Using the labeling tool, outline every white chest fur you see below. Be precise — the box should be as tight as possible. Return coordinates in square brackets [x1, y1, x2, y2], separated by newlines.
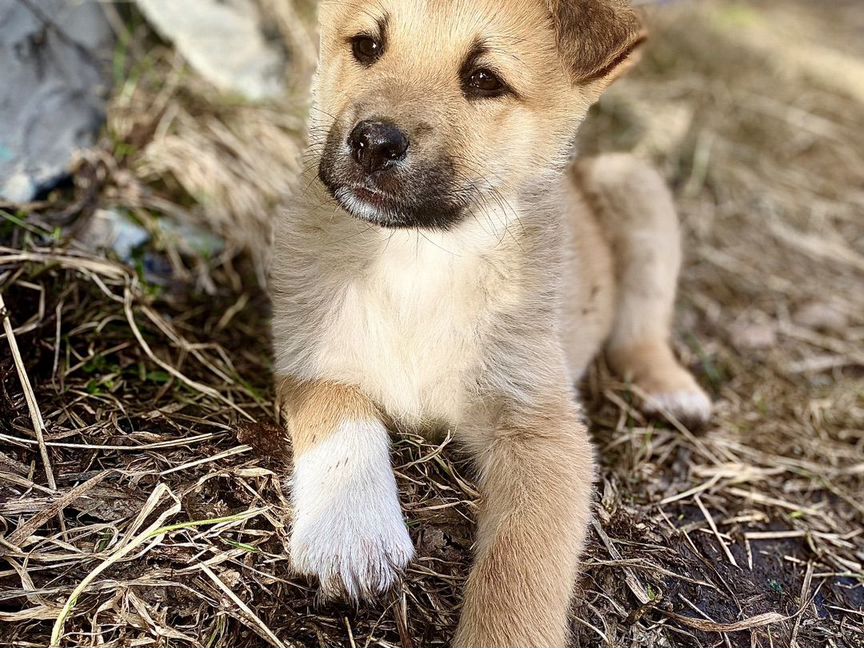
[313, 231, 504, 426]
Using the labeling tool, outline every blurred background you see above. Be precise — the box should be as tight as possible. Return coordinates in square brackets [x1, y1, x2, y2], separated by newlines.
[0, 1, 862, 647]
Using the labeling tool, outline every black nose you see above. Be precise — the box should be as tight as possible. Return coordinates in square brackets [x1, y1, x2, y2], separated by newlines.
[348, 120, 409, 173]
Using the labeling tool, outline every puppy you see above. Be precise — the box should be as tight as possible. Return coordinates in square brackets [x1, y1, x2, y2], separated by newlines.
[270, 0, 711, 645]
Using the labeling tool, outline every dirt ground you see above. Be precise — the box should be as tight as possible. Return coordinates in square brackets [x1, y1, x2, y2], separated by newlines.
[1, 1, 862, 647]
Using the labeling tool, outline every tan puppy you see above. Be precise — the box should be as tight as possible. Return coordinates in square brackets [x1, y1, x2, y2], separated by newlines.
[271, 0, 711, 645]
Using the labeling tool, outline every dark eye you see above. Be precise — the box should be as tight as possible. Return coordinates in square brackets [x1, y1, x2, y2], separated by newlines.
[463, 68, 508, 99]
[352, 35, 384, 65]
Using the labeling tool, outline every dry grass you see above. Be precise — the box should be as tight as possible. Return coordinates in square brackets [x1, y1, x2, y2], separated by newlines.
[1, 1, 862, 647]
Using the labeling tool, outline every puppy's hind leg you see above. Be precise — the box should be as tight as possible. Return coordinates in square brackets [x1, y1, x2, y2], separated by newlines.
[575, 154, 712, 425]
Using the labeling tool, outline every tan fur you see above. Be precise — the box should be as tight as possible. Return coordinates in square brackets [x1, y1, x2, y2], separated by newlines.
[574, 154, 711, 421]
[275, 376, 379, 455]
[453, 394, 594, 647]
[547, 0, 647, 82]
[270, 1, 711, 645]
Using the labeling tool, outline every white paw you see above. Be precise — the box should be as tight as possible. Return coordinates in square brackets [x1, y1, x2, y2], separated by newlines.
[290, 420, 414, 601]
[642, 388, 713, 426]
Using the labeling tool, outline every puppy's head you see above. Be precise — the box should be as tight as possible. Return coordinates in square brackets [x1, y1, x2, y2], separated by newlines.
[313, 0, 644, 229]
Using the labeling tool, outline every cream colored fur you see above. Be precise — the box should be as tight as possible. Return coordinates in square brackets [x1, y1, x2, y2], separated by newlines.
[270, 1, 711, 645]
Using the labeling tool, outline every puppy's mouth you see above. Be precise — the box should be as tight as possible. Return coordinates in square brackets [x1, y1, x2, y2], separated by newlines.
[322, 171, 465, 230]
[340, 184, 392, 213]
[317, 126, 466, 230]
[332, 183, 411, 227]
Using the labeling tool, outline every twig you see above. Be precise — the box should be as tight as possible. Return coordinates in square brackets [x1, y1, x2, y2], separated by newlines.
[49, 486, 268, 647]
[592, 518, 651, 605]
[8, 472, 110, 546]
[123, 288, 255, 422]
[49, 484, 182, 647]
[0, 292, 57, 491]
[201, 562, 290, 648]
[695, 495, 739, 568]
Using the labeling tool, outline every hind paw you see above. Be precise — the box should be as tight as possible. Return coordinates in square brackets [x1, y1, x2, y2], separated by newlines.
[641, 386, 712, 426]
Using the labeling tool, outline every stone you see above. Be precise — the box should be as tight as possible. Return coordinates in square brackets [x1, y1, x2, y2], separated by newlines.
[134, 0, 286, 101]
[0, 0, 113, 203]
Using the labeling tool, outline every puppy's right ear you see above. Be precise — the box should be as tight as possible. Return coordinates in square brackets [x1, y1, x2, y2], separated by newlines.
[547, 0, 646, 87]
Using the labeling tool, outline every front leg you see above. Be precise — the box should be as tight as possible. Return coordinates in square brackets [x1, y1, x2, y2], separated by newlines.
[276, 376, 414, 601]
[454, 394, 595, 647]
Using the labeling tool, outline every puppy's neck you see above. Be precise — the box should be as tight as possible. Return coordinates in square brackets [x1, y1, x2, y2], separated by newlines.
[392, 204, 522, 256]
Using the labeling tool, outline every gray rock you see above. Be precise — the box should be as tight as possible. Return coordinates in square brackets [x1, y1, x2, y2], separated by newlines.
[134, 0, 286, 101]
[78, 209, 150, 261]
[0, 0, 113, 203]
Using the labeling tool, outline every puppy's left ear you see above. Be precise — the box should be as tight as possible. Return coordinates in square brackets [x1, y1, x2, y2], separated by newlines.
[548, 0, 646, 89]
